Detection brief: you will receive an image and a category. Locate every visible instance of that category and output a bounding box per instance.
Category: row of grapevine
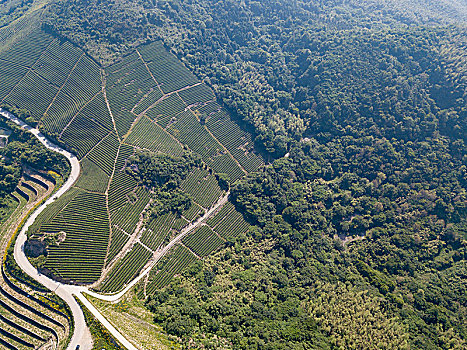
[32,40,82,87]
[139,41,199,94]
[74,158,110,193]
[146,244,198,295]
[141,213,177,251]
[180,169,222,209]
[133,87,164,115]
[99,243,152,293]
[124,116,183,156]
[42,55,102,136]
[182,225,224,257]
[106,227,130,266]
[41,190,110,283]
[145,93,186,129]
[60,113,110,158]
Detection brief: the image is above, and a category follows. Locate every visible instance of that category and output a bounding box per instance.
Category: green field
[0,23,260,290]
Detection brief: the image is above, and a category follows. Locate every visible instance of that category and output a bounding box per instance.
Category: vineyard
[0,161,72,348]
[0,22,259,294]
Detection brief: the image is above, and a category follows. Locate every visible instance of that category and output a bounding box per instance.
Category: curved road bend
[1,109,137,350]
[85,191,230,302]
[1,108,230,349]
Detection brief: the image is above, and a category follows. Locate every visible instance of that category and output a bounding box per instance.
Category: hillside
[0,0,465,349]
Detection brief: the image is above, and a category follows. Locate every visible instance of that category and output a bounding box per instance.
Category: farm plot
[108,170,139,212]
[105,53,155,136]
[167,110,223,158]
[110,186,150,235]
[146,94,186,129]
[60,55,101,107]
[39,190,110,283]
[28,187,81,235]
[0,60,29,100]
[182,225,224,257]
[203,105,264,173]
[182,203,204,222]
[99,243,152,293]
[207,152,246,182]
[138,41,198,94]
[4,71,58,119]
[146,244,198,295]
[180,168,222,209]
[209,203,250,240]
[0,30,54,67]
[0,28,264,290]
[125,116,183,156]
[32,39,82,87]
[106,227,130,266]
[42,56,102,136]
[141,213,177,251]
[74,158,109,193]
[41,91,79,135]
[60,113,110,158]
[85,133,120,176]
[178,83,215,106]
[133,88,164,115]
[75,92,114,131]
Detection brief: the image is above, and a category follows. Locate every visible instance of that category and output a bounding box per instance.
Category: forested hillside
[0,0,465,349]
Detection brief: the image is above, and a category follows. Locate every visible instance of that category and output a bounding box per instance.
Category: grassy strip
[75,297,125,350]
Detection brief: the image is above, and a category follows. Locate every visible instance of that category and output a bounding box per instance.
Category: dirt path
[85,190,230,302]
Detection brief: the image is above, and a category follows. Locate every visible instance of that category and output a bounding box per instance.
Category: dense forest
[23,0,467,348]
[0,113,70,206]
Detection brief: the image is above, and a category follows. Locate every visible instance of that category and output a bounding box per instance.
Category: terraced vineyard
[0,169,72,349]
[0,19,260,293]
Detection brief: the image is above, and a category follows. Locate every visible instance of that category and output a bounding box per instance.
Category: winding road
[1,108,137,350]
[1,108,231,349]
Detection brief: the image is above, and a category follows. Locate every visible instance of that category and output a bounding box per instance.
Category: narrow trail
[85,190,230,302]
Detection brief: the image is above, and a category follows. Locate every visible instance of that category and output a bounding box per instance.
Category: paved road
[1,109,93,349]
[1,109,230,349]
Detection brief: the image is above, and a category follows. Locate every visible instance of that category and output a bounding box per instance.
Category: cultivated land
[0,7,260,299]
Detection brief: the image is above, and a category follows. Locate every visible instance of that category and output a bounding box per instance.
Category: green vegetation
[76,298,123,350]
[100,243,152,293]
[0,1,465,348]
[29,189,110,283]
[0,17,253,287]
